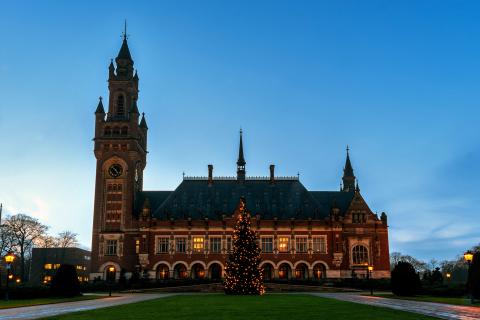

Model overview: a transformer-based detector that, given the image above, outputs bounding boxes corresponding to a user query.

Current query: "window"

[278,237,290,253]
[296,237,307,253]
[104,126,111,135]
[44,264,52,270]
[226,236,232,253]
[106,183,122,223]
[176,237,186,253]
[43,276,52,283]
[353,212,366,223]
[261,237,273,253]
[116,95,125,115]
[135,239,140,254]
[105,240,118,256]
[193,237,204,253]
[210,237,221,253]
[352,245,369,265]
[121,126,128,135]
[313,237,327,254]
[156,237,169,254]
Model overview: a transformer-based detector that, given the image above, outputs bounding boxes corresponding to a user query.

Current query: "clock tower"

[91,31,148,277]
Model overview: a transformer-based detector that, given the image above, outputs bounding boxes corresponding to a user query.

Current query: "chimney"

[208,164,213,185]
[269,164,275,183]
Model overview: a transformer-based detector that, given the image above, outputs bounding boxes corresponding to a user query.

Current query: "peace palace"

[90,34,391,282]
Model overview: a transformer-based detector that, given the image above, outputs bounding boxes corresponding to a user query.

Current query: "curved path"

[0,293,174,320]
[311,292,480,320]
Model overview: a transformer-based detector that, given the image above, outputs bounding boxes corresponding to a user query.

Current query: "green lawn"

[373,293,479,307]
[42,294,436,320]
[0,295,103,309]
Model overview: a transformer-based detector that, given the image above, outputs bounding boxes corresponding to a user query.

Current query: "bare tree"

[389,252,427,273]
[4,214,48,281]
[36,235,58,248]
[56,230,79,248]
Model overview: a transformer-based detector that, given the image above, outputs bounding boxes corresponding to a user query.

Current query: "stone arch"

[98,261,121,281]
[276,260,294,270]
[294,262,309,280]
[259,260,276,268]
[311,261,329,270]
[207,261,224,280]
[312,261,328,280]
[101,156,128,173]
[260,261,275,281]
[152,261,172,271]
[277,261,293,280]
[190,262,206,279]
[293,260,311,269]
[172,261,188,279]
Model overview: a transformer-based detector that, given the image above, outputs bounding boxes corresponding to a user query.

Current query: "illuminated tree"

[224,198,264,295]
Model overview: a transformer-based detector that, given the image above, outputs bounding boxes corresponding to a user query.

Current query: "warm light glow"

[368,266,374,272]
[193,237,204,252]
[278,237,289,252]
[8,274,13,280]
[15,278,21,283]
[108,266,115,272]
[5,252,15,264]
[44,264,53,270]
[446,273,451,278]
[464,251,474,263]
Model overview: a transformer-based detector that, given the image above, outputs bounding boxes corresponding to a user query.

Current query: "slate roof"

[117,38,133,62]
[136,178,355,221]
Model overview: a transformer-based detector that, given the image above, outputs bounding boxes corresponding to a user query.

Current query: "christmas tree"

[224,197,265,295]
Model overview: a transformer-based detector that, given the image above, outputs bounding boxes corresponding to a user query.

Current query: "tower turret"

[342,146,356,192]
[237,129,246,182]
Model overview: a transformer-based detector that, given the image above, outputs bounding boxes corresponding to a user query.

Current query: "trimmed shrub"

[391,261,421,296]
[50,264,81,297]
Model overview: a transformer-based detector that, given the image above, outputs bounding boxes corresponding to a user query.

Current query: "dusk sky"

[1,1,479,262]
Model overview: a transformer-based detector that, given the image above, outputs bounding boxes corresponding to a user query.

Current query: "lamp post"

[4,252,15,301]
[107,266,115,297]
[368,265,374,296]
[464,251,474,304]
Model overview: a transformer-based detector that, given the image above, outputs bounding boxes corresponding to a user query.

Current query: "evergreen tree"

[391,261,421,296]
[224,198,264,295]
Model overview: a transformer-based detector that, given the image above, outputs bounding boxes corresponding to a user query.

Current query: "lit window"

[54,264,61,269]
[313,237,327,254]
[176,237,187,253]
[210,237,221,253]
[44,264,52,270]
[105,240,118,256]
[296,237,307,253]
[278,237,289,252]
[352,245,369,265]
[193,237,204,253]
[76,265,83,270]
[135,239,140,254]
[156,237,170,254]
[43,276,52,283]
[261,237,273,253]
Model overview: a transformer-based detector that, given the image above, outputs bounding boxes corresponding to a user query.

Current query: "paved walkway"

[0,293,174,320]
[311,292,480,320]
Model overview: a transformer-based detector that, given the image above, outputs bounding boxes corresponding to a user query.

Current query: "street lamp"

[107,266,115,297]
[368,265,374,296]
[464,251,474,304]
[4,251,15,301]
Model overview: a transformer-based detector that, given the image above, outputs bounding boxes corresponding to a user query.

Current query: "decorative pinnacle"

[122,20,129,40]
[99,96,102,101]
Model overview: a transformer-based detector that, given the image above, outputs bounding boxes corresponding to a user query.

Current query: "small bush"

[50,264,81,297]
[391,261,421,296]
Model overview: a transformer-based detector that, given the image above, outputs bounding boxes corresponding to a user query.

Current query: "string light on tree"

[224,197,265,295]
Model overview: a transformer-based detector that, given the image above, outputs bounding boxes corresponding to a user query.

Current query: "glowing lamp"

[108,266,115,273]
[446,273,451,278]
[8,274,13,280]
[5,252,15,264]
[368,266,374,272]
[15,278,20,283]
[464,251,474,263]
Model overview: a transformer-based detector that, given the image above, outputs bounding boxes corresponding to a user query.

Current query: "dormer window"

[116,94,125,115]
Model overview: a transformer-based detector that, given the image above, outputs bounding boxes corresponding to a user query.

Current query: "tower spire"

[342,145,356,192]
[237,129,246,181]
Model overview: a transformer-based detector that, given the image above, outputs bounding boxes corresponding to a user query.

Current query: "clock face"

[108,164,123,178]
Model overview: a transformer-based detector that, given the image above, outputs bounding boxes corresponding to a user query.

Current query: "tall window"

[352,245,369,265]
[176,237,186,253]
[261,237,273,253]
[105,240,118,256]
[296,237,307,253]
[156,237,169,254]
[116,95,125,115]
[352,212,366,223]
[313,237,327,253]
[193,237,204,253]
[210,237,221,253]
[278,237,290,253]
[106,183,122,223]
[226,236,232,253]
[135,239,140,254]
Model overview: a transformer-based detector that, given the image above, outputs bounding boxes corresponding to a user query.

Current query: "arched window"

[116,95,125,115]
[352,245,369,265]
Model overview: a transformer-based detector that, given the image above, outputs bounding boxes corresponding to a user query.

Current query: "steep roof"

[145,178,337,220]
[117,38,133,62]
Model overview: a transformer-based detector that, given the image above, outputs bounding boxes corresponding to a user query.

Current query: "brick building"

[90,33,390,282]
[30,248,91,285]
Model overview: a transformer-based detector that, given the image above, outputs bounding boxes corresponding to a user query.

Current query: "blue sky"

[0,1,479,261]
